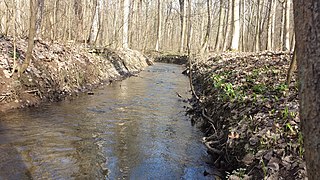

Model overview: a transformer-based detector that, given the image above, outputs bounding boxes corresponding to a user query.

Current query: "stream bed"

[0,63,213,179]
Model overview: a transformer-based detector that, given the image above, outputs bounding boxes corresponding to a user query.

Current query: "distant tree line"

[0,0,293,53]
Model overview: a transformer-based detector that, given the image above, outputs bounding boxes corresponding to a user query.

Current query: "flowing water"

[0,63,213,179]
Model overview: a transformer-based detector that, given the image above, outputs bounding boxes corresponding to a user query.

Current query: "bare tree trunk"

[96,0,105,46]
[215,0,224,52]
[4,2,10,36]
[137,0,143,50]
[143,1,149,51]
[293,1,320,179]
[74,0,83,43]
[155,0,162,51]
[231,0,240,51]
[267,0,273,50]
[52,0,58,41]
[283,0,290,51]
[200,0,210,53]
[286,44,296,86]
[112,1,119,48]
[123,0,130,49]
[179,0,187,53]
[15,0,22,37]
[186,0,192,54]
[221,3,228,50]
[246,4,254,51]
[223,0,232,51]
[35,0,44,39]
[290,32,295,52]
[10,0,17,76]
[128,0,134,48]
[68,2,72,41]
[240,0,246,51]
[271,0,277,50]
[255,0,261,52]
[88,0,100,45]
[164,1,173,50]
[20,0,37,75]
[280,2,285,50]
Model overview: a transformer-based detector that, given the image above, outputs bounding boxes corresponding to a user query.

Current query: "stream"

[0,63,213,179]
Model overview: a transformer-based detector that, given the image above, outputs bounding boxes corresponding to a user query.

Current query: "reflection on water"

[0,63,213,179]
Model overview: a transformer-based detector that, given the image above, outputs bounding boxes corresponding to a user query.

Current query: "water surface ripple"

[0,63,212,179]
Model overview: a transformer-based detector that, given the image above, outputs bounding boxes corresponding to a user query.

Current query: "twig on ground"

[202,108,217,133]
[176,92,183,98]
[205,141,222,154]
[0,93,12,102]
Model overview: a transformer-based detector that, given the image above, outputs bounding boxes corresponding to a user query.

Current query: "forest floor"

[187,51,306,179]
[0,36,152,112]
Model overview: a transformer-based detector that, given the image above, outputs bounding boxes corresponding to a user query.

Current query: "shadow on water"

[0,105,107,179]
[0,114,32,179]
[0,63,214,179]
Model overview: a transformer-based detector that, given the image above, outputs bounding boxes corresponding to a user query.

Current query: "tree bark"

[112,0,119,48]
[35,0,44,39]
[286,46,296,86]
[293,1,320,179]
[67,1,72,41]
[280,2,285,50]
[255,0,261,52]
[267,0,273,50]
[179,0,187,53]
[240,0,246,51]
[231,0,240,51]
[200,0,211,53]
[246,2,254,51]
[215,0,224,52]
[223,0,233,51]
[186,0,192,54]
[137,0,143,50]
[88,0,100,45]
[155,0,162,51]
[271,0,277,50]
[283,0,290,51]
[52,0,59,41]
[10,0,17,76]
[123,0,130,49]
[21,0,37,74]
[143,1,149,51]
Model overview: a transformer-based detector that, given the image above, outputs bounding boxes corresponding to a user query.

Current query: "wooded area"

[3,0,320,179]
[1,0,293,52]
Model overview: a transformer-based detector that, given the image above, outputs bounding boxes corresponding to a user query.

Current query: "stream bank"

[0,36,152,112]
[188,52,306,179]
[146,51,189,65]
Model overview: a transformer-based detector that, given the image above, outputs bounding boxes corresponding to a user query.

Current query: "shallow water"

[0,63,213,179]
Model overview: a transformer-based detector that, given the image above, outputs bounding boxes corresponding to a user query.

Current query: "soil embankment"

[188,52,306,179]
[0,36,152,112]
[146,51,188,65]
[155,54,188,65]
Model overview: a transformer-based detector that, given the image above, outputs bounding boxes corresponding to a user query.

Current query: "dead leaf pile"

[188,51,306,179]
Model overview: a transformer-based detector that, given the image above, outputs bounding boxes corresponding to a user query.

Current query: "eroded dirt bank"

[0,36,152,112]
[187,52,306,179]
[146,51,189,65]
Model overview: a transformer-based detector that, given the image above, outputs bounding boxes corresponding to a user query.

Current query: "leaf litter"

[186,51,306,179]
